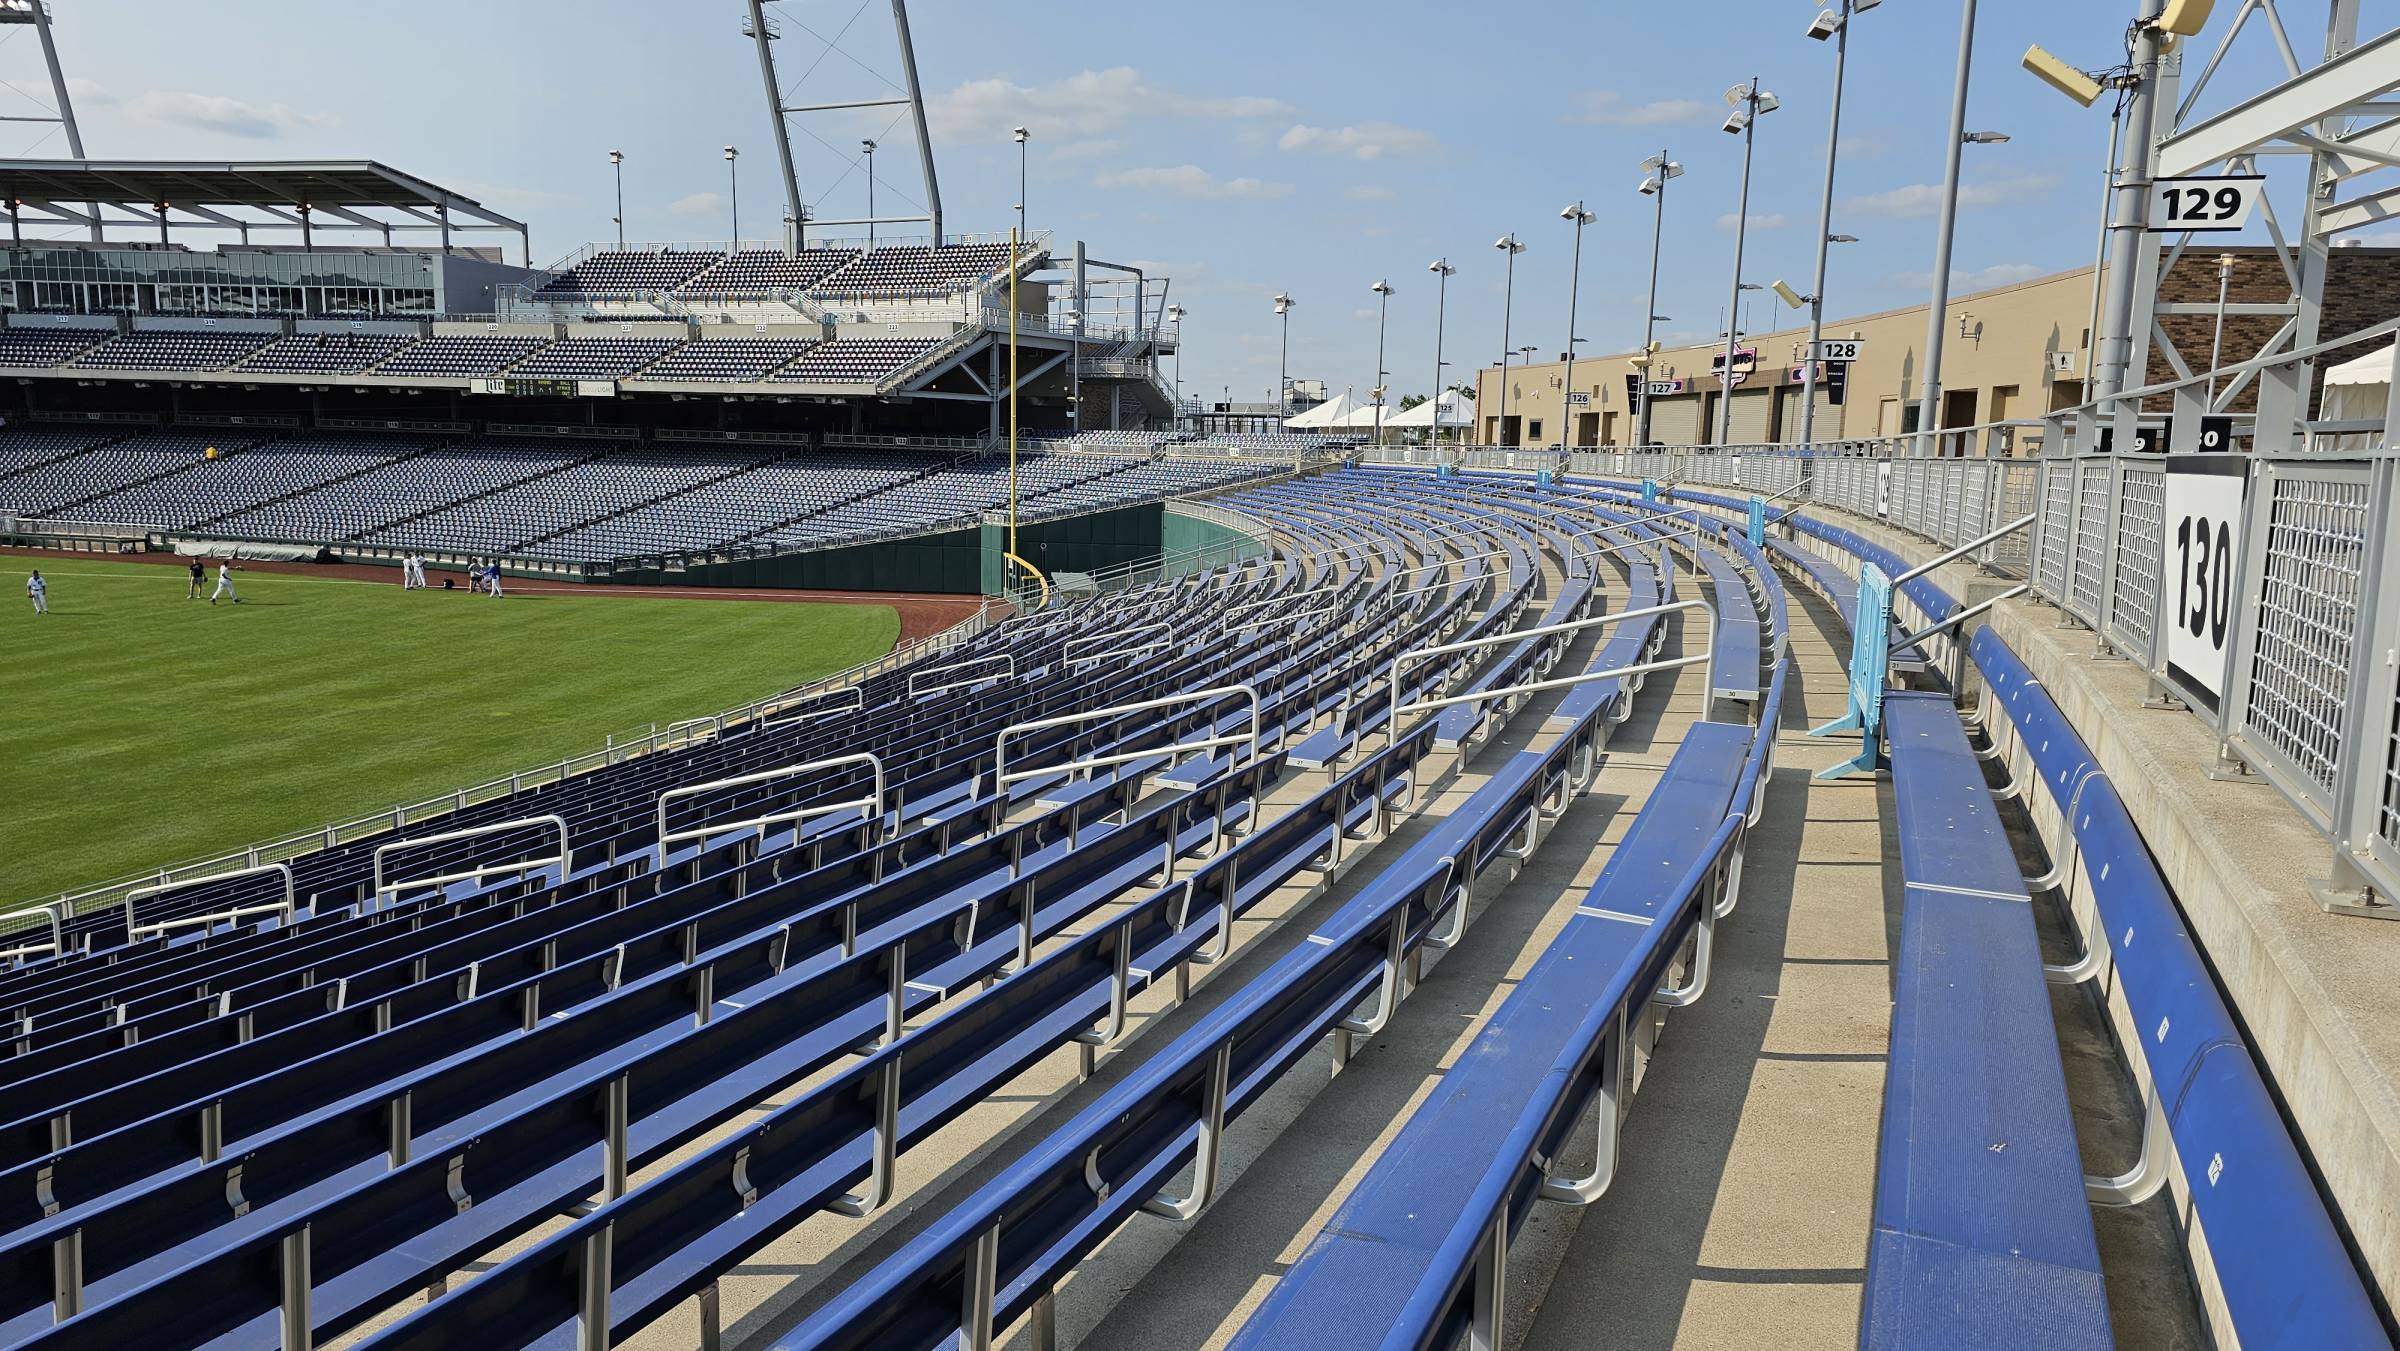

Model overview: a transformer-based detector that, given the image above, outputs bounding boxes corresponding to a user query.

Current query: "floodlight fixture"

[1963,130,2011,144]
[1807,9,1842,40]
[1772,279,1808,309]
[2022,44,2104,107]
[2157,0,2214,37]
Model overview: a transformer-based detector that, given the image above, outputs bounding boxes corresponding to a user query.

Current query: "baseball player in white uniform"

[210,559,243,605]
[25,569,46,614]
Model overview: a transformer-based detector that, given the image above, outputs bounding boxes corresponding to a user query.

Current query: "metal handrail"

[1386,599,1720,748]
[1892,513,2036,585]
[653,753,889,859]
[0,905,65,963]
[994,684,1263,791]
[1217,583,1343,631]
[1891,585,2031,654]
[122,862,297,942]
[1063,624,1175,668]
[1571,518,1703,567]
[907,653,1017,699]
[1383,547,1513,585]
[371,815,571,904]
[757,684,866,731]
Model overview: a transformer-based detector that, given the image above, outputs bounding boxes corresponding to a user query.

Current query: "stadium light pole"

[609,150,625,249]
[862,139,878,247]
[1067,305,1083,431]
[1799,0,1875,446]
[1912,0,1989,456]
[1560,202,1593,452]
[1428,258,1455,447]
[1273,292,1294,414]
[1635,153,1682,446]
[1013,127,1029,242]
[723,145,740,248]
[1494,234,1525,445]
[1166,303,1186,419]
[1370,279,1395,447]
[1717,79,1778,447]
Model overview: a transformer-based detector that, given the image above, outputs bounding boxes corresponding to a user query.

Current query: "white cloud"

[1845,174,2055,219]
[929,67,1288,141]
[1717,211,1789,231]
[1891,261,2048,291]
[64,77,114,106]
[1091,164,1292,200]
[127,90,331,140]
[1277,122,1436,161]
[667,191,725,218]
[1346,185,1397,202]
[1569,92,1708,127]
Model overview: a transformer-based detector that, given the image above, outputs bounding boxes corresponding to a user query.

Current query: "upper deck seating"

[0,326,110,367]
[504,337,683,380]
[233,333,419,375]
[533,249,724,297]
[812,243,1017,297]
[633,338,816,383]
[680,249,859,294]
[372,335,549,379]
[765,337,938,384]
[68,330,273,371]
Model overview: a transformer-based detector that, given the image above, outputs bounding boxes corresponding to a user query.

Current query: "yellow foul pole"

[1008,227,1020,560]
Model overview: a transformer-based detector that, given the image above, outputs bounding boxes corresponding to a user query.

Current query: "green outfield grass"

[0,558,899,905]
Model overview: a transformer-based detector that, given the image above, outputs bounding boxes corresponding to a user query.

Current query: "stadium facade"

[1478,243,2400,448]
[0,160,1327,592]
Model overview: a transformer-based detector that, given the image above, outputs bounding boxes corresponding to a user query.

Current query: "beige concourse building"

[1473,245,2400,448]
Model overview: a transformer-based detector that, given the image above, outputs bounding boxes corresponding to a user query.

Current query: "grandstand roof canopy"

[0,159,529,247]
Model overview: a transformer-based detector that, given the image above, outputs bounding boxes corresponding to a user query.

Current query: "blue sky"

[0,0,2314,408]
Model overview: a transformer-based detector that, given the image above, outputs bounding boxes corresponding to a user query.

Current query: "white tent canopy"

[1386,388,1476,429]
[1283,391,1359,429]
[2321,343,2395,449]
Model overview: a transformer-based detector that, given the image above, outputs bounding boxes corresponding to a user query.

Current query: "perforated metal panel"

[2068,460,2111,622]
[1939,464,1967,544]
[2104,464,2165,661]
[2236,470,2370,813]
[2035,461,2074,603]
